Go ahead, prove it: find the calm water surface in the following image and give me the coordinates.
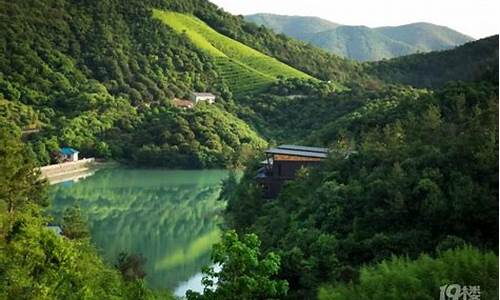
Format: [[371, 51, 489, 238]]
[[49, 167, 229, 295]]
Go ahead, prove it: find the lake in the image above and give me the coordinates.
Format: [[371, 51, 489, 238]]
[[48, 167, 229, 296]]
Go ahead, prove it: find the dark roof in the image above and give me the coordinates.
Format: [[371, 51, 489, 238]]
[[265, 147, 328, 159], [277, 144, 328, 154], [59, 147, 79, 155]]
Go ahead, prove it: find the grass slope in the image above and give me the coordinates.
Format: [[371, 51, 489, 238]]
[[153, 10, 313, 95]]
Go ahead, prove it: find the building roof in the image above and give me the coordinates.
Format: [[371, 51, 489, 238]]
[[192, 92, 216, 98], [276, 144, 328, 154], [59, 147, 79, 155], [265, 147, 328, 159], [173, 98, 194, 108]]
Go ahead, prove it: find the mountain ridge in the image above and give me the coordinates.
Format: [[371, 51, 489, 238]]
[[245, 13, 474, 61]]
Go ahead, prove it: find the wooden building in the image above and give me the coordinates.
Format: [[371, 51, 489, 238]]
[[256, 145, 328, 198]]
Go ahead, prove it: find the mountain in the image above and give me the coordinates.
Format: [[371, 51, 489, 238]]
[[375, 22, 475, 51], [308, 26, 417, 62], [244, 13, 340, 40], [245, 13, 474, 61]]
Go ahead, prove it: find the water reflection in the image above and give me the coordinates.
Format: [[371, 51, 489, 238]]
[[49, 167, 229, 292]]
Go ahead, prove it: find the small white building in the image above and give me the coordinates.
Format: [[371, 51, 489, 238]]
[[59, 147, 79, 162], [191, 92, 216, 104]]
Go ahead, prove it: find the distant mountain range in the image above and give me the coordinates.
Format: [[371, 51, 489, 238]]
[[245, 13, 474, 61]]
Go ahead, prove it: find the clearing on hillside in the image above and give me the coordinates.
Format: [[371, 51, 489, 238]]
[[152, 10, 314, 95]]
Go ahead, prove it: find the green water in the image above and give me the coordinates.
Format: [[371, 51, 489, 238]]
[[49, 167, 229, 295]]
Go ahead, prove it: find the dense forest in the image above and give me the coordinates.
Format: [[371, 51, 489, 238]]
[[366, 35, 499, 88], [226, 48, 499, 299], [0, 0, 498, 299]]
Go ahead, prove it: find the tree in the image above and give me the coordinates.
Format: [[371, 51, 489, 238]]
[[186, 230, 288, 300], [116, 252, 147, 282], [61, 206, 90, 240], [0, 125, 47, 214]]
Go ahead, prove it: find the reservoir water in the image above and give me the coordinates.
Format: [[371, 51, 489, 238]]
[[48, 167, 229, 296]]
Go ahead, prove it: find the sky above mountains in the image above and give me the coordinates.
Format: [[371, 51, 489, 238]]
[[209, 0, 498, 39]]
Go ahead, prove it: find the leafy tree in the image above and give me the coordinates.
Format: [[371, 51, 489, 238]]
[[61, 206, 90, 240], [0, 125, 47, 214], [186, 230, 288, 300], [116, 252, 147, 282]]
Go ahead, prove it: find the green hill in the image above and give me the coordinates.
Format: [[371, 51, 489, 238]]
[[308, 26, 417, 62], [366, 35, 499, 88], [153, 10, 313, 95], [246, 14, 474, 61], [245, 13, 340, 41], [375, 22, 474, 51]]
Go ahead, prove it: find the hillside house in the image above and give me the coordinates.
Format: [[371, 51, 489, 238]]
[[59, 147, 79, 162], [256, 145, 329, 198], [191, 92, 216, 104], [173, 98, 194, 109]]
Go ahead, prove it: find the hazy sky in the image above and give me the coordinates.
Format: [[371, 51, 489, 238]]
[[208, 0, 498, 39]]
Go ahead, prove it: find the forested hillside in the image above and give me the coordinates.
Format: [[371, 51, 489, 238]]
[[227, 78, 499, 299], [152, 10, 314, 95], [366, 35, 499, 88]]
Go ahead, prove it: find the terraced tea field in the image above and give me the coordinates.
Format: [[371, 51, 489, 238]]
[[153, 10, 313, 95]]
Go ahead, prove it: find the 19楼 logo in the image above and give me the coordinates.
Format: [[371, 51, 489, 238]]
[[440, 284, 481, 300]]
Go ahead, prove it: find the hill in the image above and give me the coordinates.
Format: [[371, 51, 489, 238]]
[[308, 26, 417, 62], [245, 14, 474, 61], [0, 0, 365, 168], [152, 10, 313, 95], [375, 22, 475, 51], [366, 35, 499, 88], [245, 13, 340, 40]]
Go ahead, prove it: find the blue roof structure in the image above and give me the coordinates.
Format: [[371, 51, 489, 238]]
[[59, 147, 79, 155]]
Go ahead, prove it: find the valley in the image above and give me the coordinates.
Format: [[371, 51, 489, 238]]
[[0, 0, 498, 299]]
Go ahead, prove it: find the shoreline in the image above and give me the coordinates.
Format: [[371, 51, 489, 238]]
[[40, 159, 117, 185]]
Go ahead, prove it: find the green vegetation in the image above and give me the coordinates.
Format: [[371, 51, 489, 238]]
[[245, 14, 340, 41], [246, 14, 473, 61], [0, 0, 271, 168], [366, 35, 499, 88], [186, 230, 289, 300], [153, 10, 313, 95], [0, 127, 170, 299], [0, 0, 498, 298], [319, 247, 498, 300], [227, 78, 499, 298]]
